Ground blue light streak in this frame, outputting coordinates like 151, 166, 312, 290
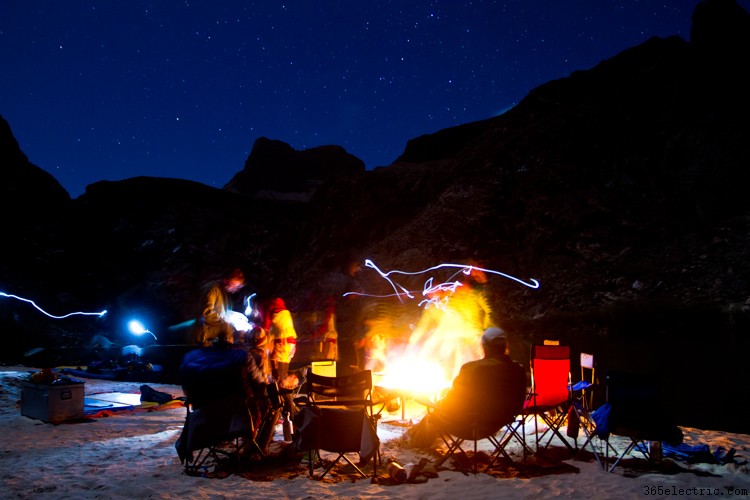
0, 291, 107, 319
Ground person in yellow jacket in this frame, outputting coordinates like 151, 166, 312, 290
192, 268, 246, 346
267, 297, 297, 382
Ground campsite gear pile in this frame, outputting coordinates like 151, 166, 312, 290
21, 371, 86, 423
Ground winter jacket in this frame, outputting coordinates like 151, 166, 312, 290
193, 280, 233, 345
270, 308, 297, 363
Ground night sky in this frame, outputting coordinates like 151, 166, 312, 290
2, 1, 745, 198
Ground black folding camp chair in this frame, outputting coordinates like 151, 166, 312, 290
294, 369, 380, 480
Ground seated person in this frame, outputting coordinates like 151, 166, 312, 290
176, 337, 271, 462
179, 337, 268, 431
245, 327, 272, 431
407, 327, 527, 448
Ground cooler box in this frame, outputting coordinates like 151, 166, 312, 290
311, 360, 337, 377
21, 381, 85, 423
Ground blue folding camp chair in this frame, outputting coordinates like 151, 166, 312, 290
576, 370, 683, 472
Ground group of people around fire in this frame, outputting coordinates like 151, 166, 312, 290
192, 268, 298, 376
189, 268, 299, 436
183, 265, 528, 459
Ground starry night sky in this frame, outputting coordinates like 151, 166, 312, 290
2, 1, 745, 198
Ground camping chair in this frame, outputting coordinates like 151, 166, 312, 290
577, 371, 683, 472
568, 398, 618, 470
491, 414, 535, 467
426, 407, 521, 474
174, 345, 264, 475
420, 359, 526, 474
570, 352, 596, 410
251, 381, 285, 454
294, 369, 380, 480
426, 362, 529, 474
522, 344, 574, 453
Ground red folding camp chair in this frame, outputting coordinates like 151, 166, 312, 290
522, 344, 574, 453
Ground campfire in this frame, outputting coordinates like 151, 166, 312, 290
366, 284, 491, 413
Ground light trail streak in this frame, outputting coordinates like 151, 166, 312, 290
0, 291, 107, 319
366, 259, 540, 289
243, 292, 258, 318
343, 259, 540, 308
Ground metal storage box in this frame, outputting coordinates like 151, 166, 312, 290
21, 381, 85, 423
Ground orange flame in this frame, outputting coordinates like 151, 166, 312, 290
366, 284, 492, 401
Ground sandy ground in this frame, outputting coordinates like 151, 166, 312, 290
1, 365, 749, 499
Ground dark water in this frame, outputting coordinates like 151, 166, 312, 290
509, 303, 750, 435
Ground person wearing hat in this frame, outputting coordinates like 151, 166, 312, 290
406, 327, 527, 448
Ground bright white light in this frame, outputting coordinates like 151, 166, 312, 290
377, 358, 451, 399
128, 319, 157, 341
225, 310, 252, 332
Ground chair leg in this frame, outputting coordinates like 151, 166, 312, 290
185, 448, 209, 474
473, 434, 478, 475
314, 453, 367, 480
308, 449, 317, 477
576, 423, 607, 470
537, 409, 574, 451
314, 454, 339, 480
434, 436, 465, 467
608, 439, 639, 472
492, 420, 533, 467
487, 435, 512, 470
573, 405, 619, 470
